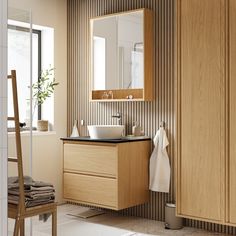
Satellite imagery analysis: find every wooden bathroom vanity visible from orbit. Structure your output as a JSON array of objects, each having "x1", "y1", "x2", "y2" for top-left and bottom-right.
[{"x1": 61, "y1": 137, "x2": 151, "y2": 210}]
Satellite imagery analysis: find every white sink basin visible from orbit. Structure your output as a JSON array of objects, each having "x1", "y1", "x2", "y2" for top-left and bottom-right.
[{"x1": 88, "y1": 125, "x2": 125, "y2": 139}]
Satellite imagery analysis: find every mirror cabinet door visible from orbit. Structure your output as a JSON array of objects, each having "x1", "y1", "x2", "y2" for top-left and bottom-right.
[{"x1": 90, "y1": 9, "x2": 153, "y2": 101}]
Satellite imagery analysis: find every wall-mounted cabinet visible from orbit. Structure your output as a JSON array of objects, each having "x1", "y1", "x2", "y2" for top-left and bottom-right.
[
  {"x1": 176, "y1": 0, "x2": 236, "y2": 227},
  {"x1": 62, "y1": 139, "x2": 150, "y2": 210},
  {"x1": 90, "y1": 9, "x2": 154, "y2": 102}
]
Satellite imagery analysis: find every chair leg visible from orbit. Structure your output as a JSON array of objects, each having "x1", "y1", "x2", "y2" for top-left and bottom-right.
[
  {"x1": 20, "y1": 219, "x2": 25, "y2": 236},
  {"x1": 13, "y1": 217, "x2": 20, "y2": 236},
  {"x1": 52, "y1": 209, "x2": 57, "y2": 236}
]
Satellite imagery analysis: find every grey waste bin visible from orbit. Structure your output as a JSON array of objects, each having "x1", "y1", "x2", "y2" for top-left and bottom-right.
[{"x1": 165, "y1": 203, "x2": 183, "y2": 230}]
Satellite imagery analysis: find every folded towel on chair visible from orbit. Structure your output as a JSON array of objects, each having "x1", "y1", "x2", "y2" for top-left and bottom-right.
[
  {"x1": 8, "y1": 176, "x2": 53, "y2": 190},
  {"x1": 8, "y1": 176, "x2": 56, "y2": 221}
]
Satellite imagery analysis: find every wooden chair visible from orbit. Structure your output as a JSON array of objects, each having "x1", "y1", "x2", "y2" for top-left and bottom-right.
[{"x1": 7, "y1": 70, "x2": 57, "y2": 236}]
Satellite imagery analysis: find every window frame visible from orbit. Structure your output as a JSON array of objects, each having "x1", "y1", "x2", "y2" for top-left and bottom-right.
[{"x1": 8, "y1": 24, "x2": 42, "y2": 120}]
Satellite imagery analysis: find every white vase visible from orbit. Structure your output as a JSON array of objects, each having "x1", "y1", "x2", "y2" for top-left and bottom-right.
[{"x1": 70, "y1": 120, "x2": 79, "y2": 137}]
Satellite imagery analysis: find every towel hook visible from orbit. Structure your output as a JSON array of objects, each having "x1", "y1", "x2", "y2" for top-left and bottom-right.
[{"x1": 160, "y1": 121, "x2": 165, "y2": 128}]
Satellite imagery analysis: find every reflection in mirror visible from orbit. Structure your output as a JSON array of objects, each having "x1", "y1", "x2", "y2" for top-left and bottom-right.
[
  {"x1": 118, "y1": 12, "x2": 143, "y2": 89},
  {"x1": 92, "y1": 11, "x2": 144, "y2": 90},
  {"x1": 93, "y1": 36, "x2": 106, "y2": 90}
]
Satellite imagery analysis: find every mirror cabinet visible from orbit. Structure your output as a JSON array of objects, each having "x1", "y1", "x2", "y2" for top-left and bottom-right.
[{"x1": 90, "y1": 9, "x2": 153, "y2": 101}]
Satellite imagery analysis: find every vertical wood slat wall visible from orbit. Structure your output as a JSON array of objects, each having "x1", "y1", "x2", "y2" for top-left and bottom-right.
[
  {"x1": 67, "y1": 0, "x2": 236, "y2": 234},
  {"x1": 67, "y1": 0, "x2": 175, "y2": 222}
]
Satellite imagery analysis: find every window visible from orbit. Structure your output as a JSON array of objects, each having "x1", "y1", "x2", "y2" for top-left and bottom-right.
[{"x1": 8, "y1": 25, "x2": 41, "y2": 127}]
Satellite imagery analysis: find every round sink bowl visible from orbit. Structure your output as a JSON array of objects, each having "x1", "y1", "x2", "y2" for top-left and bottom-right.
[{"x1": 88, "y1": 125, "x2": 125, "y2": 139}]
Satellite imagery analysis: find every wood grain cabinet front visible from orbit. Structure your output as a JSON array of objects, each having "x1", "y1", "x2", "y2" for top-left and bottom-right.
[
  {"x1": 64, "y1": 143, "x2": 118, "y2": 177},
  {"x1": 63, "y1": 140, "x2": 150, "y2": 210},
  {"x1": 177, "y1": 0, "x2": 236, "y2": 227},
  {"x1": 229, "y1": 0, "x2": 236, "y2": 225},
  {"x1": 64, "y1": 173, "x2": 118, "y2": 208}
]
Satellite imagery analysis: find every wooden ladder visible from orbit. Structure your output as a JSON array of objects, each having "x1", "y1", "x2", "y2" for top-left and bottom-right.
[{"x1": 7, "y1": 70, "x2": 57, "y2": 236}]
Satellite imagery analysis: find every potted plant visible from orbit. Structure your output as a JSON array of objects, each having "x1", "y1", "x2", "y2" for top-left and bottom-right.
[{"x1": 32, "y1": 67, "x2": 59, "y2": 131}]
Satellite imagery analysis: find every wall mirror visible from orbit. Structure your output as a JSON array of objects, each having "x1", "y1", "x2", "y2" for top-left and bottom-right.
[{"x1": 90, "y1": 9, "x2": 153, "y2": 101}]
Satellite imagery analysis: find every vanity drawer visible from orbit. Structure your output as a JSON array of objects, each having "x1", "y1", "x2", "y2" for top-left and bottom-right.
[
  {"x1": 64, "y1": 173, "x2": 117, "y2": 208},
  {"x1": 64, "y1": 143, "x2": 117, "y2": 177}
]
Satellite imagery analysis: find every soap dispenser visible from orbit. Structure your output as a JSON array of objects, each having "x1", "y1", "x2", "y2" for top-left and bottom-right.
[{"x1": 132, "y1": 121, "x2": 141, "y2": 136}]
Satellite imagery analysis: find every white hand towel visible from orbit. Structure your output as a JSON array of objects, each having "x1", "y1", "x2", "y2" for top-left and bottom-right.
[{"x1": 149, "y1": 127, "x2": 170, "y2": 193}]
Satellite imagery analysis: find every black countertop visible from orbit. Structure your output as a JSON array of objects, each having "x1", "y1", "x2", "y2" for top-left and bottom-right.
[{"x1": 61, "y1": 136, "x2": 151, "y2": 143}]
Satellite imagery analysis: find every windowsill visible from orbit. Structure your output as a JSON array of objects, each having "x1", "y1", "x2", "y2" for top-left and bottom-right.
[{"x1": 8, "y1": 130, "x2": 56, "y2": 137}]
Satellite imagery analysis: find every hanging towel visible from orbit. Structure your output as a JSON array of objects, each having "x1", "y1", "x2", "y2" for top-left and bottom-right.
[{"x1": 149, "y1": 127, "x2": 170, "y2": 193}]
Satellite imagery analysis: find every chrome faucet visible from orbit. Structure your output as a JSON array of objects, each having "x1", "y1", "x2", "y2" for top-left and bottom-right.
[{"x1": 112, "y1": 112, "x2": 122, "y2": 125}]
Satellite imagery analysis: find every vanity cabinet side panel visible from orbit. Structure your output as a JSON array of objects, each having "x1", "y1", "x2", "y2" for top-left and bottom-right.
[
  {"x1": 229, "y1": 0, "x2": 236, "y2": 224},
  {"x1": 178, "y1": 0, "x2": 225, "y2": 221},
  {"x1": 117, "y1": 141, "x2": 150, "y2": 209}
]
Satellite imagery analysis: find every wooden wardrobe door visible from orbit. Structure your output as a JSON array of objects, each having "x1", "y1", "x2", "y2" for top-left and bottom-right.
[
  {"x1": 229, "y1": 0, "x2": 236, "y2": 224},
  {"x1": 177, "y1": 0, "x2": 226, "y2": 221}
]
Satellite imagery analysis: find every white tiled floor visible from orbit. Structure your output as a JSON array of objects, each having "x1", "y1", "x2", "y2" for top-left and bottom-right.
[{"x1": 8, "y1": 204, "x2": 227, "y2": 236}]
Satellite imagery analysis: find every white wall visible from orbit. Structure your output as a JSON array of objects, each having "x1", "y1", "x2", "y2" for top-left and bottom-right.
[
  {"x1": 0, "y1": 0, "x2": 8, "y2": 234},
  {"x1": 8, "y1": 0, "x2": 67, "y2": 202}
]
